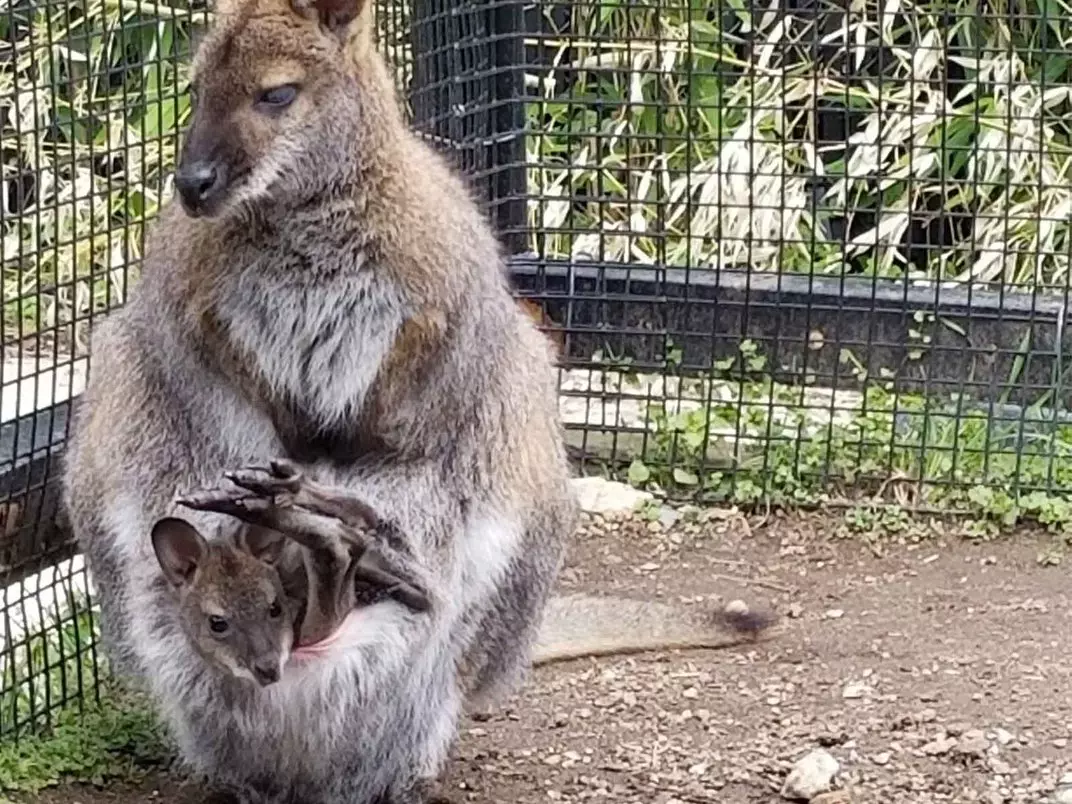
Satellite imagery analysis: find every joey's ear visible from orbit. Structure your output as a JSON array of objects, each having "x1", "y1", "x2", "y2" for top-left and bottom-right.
[
  {"x1": 291, "y1": 0, "x2": 367, "y2": 36},
  {"x1": 240, "y1": 525, "x2": 287, "y2": 566},
  {"x1": 151, "y1": 517, "x2": 209, "y2": 588}
]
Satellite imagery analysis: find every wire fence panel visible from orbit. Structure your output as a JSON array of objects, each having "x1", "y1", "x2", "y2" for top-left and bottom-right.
[
  {"x1": 512, "y1": 0, "x2": 1072, "y2": 520},
  {"x1": 0, "y1": 0, "x2": 211, "y2": 739},
  {"x1": 2, "y1": 0, "x2": 1072, "y2": 740}
]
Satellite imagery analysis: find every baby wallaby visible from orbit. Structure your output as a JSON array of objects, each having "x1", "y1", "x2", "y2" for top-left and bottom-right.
[
  {"x1": 174, "y1": 459, "x2": 432, "y2": 650},
  {"x1": 151, "y1": 517, "x2": 295, "y2": 687}
]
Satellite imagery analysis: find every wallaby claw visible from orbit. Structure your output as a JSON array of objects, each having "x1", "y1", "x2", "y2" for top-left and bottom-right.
[{"x1": 176, "y1": 489, "x2": 275, "y2": 524}]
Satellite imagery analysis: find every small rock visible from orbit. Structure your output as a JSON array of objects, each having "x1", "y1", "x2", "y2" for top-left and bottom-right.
[
  {"x1": 955, "y1": 729, "x2": 989, "y2": 758},
  {"x1": 824, "y1": 609, "x2": 844, "y2": 619},
  {"x1": 842, "y1": 683, "x2": 869, "y2": 700},
  {"x1": 571, "y1": 477, "x2": 652, "y2": 514},
  {"x1": 787, "y1": 603, "x2": 805, "y2": 618},
  {"x1": 872, "y1": 752, "x2": 891, "y2": 766},
  {"x1": 658, "y1": 507, "x2": 681, "y2": 529},
  {"x1": 1055, "y1": 789, "x2": 1072, "y2": 804},
  {"x1": 922, "y1": 736, "x2": 958, "y2": 756},
  {"x1": 994, "y1": 728, "x2": 1015, "y2": 746},
  {"x1": 725, "y1": 599, "x2": 750, "y2": 616},
  {"x1": 1055, "y1": 738, "x2": 1069, "y2": 749},
  {"x1": 988, "y1": 757, "x2": 1013, "y2": 775},
  {"x1": 780, "y1": 749, "x2": 839, "y2": 801}
]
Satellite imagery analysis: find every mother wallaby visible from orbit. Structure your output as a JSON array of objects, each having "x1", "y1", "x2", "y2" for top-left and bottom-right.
[{"x1": 62, "y1": 0, "x2": 576, "y2": 798}]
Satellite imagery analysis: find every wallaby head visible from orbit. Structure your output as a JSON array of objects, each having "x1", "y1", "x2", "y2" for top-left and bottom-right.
[
  {"x1": 150, "y1": 517, "x2": 294, "y2": 686},
  {"x1": 174, "y1": 0, "x2": 379, "y2": 218}
]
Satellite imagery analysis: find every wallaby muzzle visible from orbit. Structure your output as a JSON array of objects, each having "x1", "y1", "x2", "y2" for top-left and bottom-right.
[
  {"x1": 175, "y1": 114, "x2": 236, "y2": 218},
  {"x1": 175, "y1": 159, "x2": 228, "y2": 218}
]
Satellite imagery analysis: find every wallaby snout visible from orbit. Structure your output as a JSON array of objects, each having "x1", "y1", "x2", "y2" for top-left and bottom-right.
[
  {"x1": 251, "y1": 657, "x2": 282, "y2": 686},
  {"x1": 175, "y1": 159, "x2": 228, "y2": 217},
  {"x1": 175, "y1": 111, "x2": 240, "y2": 218}
]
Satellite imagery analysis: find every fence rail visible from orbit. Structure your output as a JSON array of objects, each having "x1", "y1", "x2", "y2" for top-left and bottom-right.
[{"x1": 3, "y1": 0, "x2": 1072, "y2": 741}]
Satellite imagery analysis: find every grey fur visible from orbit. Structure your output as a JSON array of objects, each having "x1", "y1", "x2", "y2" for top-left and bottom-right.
[{"x1": 61, "y1": 3, "x2": 576, "y2": 799}]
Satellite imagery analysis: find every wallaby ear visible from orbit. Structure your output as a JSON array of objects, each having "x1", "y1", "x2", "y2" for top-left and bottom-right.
[
  {"x1": 291, "y1": 0, "x2": 367, "y2": 36},
  {"x1": 240, "y1": 525, "x2": 287, "y2": 566},
  {"x1": 151, "y1": 517, "x2": 209, "y2": 588}
]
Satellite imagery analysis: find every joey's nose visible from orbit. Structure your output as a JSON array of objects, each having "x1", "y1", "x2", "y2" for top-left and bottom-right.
[
  {"x1": 252, "y1": 660, "x2": 280, "y2": 686},
  {"x1": 175, "y1": 161, "x2": 225, "y2": 216}
]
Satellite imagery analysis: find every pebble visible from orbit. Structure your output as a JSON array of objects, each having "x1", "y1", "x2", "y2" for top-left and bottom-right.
[
  {"x1": 988, "y1": 757, "x2": 1014, "y2": 775},
  {"x1": 842, "y1": 683, "x2": 870, "y2": 700},
  {"x1": 955, "y1": 729, "x2": 990, "y2": 758},
  {"x1": 781, "y1": 749, "x2": 839, "y2": 801},
  {"x1": 922, "y1": 736, "x2": 958, "y2": 755}
]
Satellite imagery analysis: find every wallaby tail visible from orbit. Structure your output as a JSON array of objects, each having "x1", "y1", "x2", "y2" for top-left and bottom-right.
[{"x1": 532, "y1": 593, "x2": 779, "y2": 667}]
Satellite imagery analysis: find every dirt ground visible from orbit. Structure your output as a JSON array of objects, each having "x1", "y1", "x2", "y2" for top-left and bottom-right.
[{"x1": 27, "y1": 507, "x2": 1072, "y2": 803}]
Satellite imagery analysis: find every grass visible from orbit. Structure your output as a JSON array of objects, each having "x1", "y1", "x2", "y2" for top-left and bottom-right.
[
  {"x1": 0, "y1": 592, "x2": 170, "y2": 798},
  {"x1": 0, "y1": 687, "x2": 169, "y2": 798},
  {"x1": 1, "y1": 573, "x2": 102, "y2": 736}
]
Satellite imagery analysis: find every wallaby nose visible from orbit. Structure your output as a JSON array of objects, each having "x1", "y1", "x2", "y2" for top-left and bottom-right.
[
  {"x1": 175, "y1": 161, "x2": 225, "y2": 215},
  {"x1": 252, "y1": 660, "x2": 281, "y2": 686}
]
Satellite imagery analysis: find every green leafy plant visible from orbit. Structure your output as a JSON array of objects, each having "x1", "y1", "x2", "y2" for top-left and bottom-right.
[
  {"x1": 596, "y1": 337, "x2": 1072, "y2": 532},
  {"x1": 1, "y1": 588, "x2": 103, "y2": 737}
]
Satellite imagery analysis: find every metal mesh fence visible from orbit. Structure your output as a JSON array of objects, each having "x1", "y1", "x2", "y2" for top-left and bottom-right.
[{"x1": 3, "y1": 0, "x2": 1072, "y2": 740}]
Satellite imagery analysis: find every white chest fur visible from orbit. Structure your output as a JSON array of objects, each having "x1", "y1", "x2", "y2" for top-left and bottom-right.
[{"x1": 219, "y1": 262, "x2": 406, "y2": 428}]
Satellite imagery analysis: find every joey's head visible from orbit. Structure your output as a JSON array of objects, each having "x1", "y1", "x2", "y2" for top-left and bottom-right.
[
  {"x1": 151, "y1": 517, "x2": 295, "y2": 687},
  {"x1": 174, "y1": 0, "x2": 378, "y2": 219}
]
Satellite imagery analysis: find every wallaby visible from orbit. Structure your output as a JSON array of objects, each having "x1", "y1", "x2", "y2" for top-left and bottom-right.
[{"x1": 59, "y1": 0, "x2": 777, "y2": 798}]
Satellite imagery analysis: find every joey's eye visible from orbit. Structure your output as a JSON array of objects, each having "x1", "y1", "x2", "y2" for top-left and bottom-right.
[
  {"x1": 208, "y1": 615, "x2": 229, "y2": 634},
  {"x1": 256, "y1": 84, "x2": 299, "y2": 111},
  {"x1": 268, "y1": 600, "x2": 283, "y2": 619}
]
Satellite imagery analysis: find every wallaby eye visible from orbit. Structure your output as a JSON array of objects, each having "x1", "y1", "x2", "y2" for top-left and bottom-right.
[
  {"x1": 208, "y1": 615, "x2": 229, "y2": 634},
  {"x1": 268, "y1": 600, "x2": 283, "y2": 619},
  {"x1": 256, "y1": 84, "x2": 299, "y2": 111}
]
